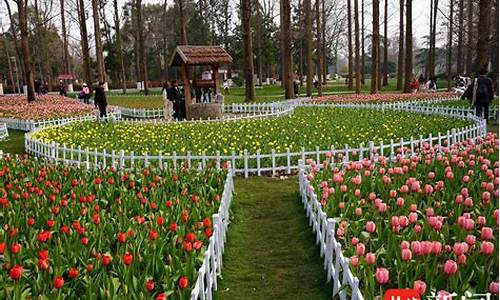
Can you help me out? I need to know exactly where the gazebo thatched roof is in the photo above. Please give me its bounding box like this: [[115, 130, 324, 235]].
[[169, 45, 232, 67]]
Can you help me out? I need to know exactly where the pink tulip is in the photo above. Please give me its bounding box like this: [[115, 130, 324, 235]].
[[408, 212, 418, 223], [481, 227, 493, 240], [350, 256, 359, 267], [366, 221, 376, 233], [443, 260, 457, 276], [457, 254, 467, 265], [401, 248, 412, 261], [356, 243, 365, 256], [424, 184, 434, 195], [464, 197, 473, 207], [480, 241, 494, 255], [477, 216, 486, 227], [389, 190, 397, 198], [400, 240, 410, 250], [351, 237, 359, 245], [414, 224, 422, 234], [489, 282, 499, 295], [355, 207, 362, 216], [378, 203, 387, 213], [365, 252, 376, 265], [396, 197, 405, 208], [409, 204, 417, 212], [465, 235, 476, 246], [375, 268, 389, 284], [413, 280, 427, 296], [432, 241, 442, 255], [399, 216, 409, 228]]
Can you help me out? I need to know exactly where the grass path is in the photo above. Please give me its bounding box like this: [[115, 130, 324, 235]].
[[214, 176, 331, 300]]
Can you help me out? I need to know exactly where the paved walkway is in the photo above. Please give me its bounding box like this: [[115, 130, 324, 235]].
[[214, 176, 331, 300]]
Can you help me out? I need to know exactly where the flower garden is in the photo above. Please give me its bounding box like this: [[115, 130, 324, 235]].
[[32, 107, 471, 156], [0, 96, 94, 120], [0, 155, 230, 299], [301, 133, 498, 298], [0, 90, 497, 299]]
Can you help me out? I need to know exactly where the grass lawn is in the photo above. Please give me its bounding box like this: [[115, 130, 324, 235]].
[[214, 176, 331, 300], [0, 130, 25, 154]]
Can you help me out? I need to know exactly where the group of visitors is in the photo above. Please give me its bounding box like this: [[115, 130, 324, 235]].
[[410, 75, 438, 93], [194, 87, 213, 103], [34, 79, 49, 95], [77, 82, 108, 120], [162, 80, 186, 121]]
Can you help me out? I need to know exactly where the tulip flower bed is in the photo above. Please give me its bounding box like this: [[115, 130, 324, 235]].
[[0, 155, 228, 299], [309, 92, 457, 104], [0, 95, 94, 120], [427, 98, 500, 109], [303, 133, 499, 298], [32, 107, 470, 159]]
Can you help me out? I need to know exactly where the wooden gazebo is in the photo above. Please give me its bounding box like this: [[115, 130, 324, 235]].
[[169, 45, 232, 119]]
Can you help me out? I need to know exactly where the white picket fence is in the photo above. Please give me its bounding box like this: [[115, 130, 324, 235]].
[[0, 123, 8, 139], [0, 111, 122, 132], [298, 159, 364, 300], [191, 162, 234, 300], [25, 102, 487, 177]]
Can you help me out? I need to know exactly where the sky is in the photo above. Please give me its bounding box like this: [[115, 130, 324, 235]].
[[0, 0, 444, 50]]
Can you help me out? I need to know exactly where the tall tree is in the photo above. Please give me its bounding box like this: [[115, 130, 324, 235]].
[[241, 0, 256, 101], [354, 0, 360, 93], [114, 0, 127, 93], [429, 0, 438, 78], [447, 0, 453, 91], [315, 0, 323, 95], [382, 0, 388, 86], [491, 0, 499, 79], [396, 0, 404, 90], [14, 0, 35, 101], [403, 0, 412, 93], [321, 0, 327, 83], [465, 0, 474, 75], [305, 0, 313, 96], [456, 0, 464, 75], [254, 0, 264, 86], [476, 0, 491, 71], [92, 0, 106, 84], [60, 0, 70, 75], [361, 0, 365, 84], [77, 0, 92, 89], [136, 0, 148, 95], [176, 0, 188, 44], [281, 0, 295, 99], [347, 0, 353, 89], [371, 0, 379, 94]]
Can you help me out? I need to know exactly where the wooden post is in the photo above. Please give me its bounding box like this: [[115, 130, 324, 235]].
[[181, 63, 192, 117], [212, 64, 220, 94]]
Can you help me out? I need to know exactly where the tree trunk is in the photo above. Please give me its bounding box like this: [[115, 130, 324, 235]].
[[114, 0, 127, 94], [136, 0, 148, 95], [315, 0, 323, 96], [77, 0, 92, 89], [92, 0, 106, 84], [322, 0, 327, 83], [427, 0, 433, 78], [361, 0, 365, 84], [347, 0, 353, 89], [396, 0, 404, 90], [430, 0, 438, 78], [382, 0, 388, 86], [477, 0, 491, 71], [305, 0, 313, 96], [371, 0, 379, 94], [16, 0, 35, 101], [354, 0, 360, 93], [447, 0, 453, 91], [403, 0, 413, 93], [456, 0, 464, 75], [491, 0, 499, 79], [241, 0, 256, 101], [281, 0, 295, 99], [465, 0, 474, 75], [255, 0, 264, 86], [177, 0, 188, 44], [60, 0, 71, 75]]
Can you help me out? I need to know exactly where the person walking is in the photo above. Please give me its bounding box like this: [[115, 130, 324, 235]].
[[59, 80, 67, 96], [410, 75, 419, 94], [79, 83, 91, 104], [94, 81, 108, 119], [461, 69, 495, 123], [167, 80, 180, 120]]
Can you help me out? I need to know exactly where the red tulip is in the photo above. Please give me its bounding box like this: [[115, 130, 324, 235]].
[[9, 265, 23, 280], [86, 263, 94, 273], [149, 230, 159, 240], [156, 293, 167, 300], [38, 259, 49, 271], [81, 236, 89, 245], [27, 217, 35, 226], [117, 232, 127, 243], [10, 243, 21, 255], [186, 233, 195, 243], [53, 276, 65, 289], [69, 267, 79, 278], [145, 279, 155, 292], [178, 276, 189, 289], [0, 242, 6, 254], [169, 223, 178, 232], [193, 240, 203, 250], [183, 241, 193, 252], [37, 230, 51, 243], [123, 253, 133, 266], [156, 216, 164, 226], [102, 255, 111, 266]]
